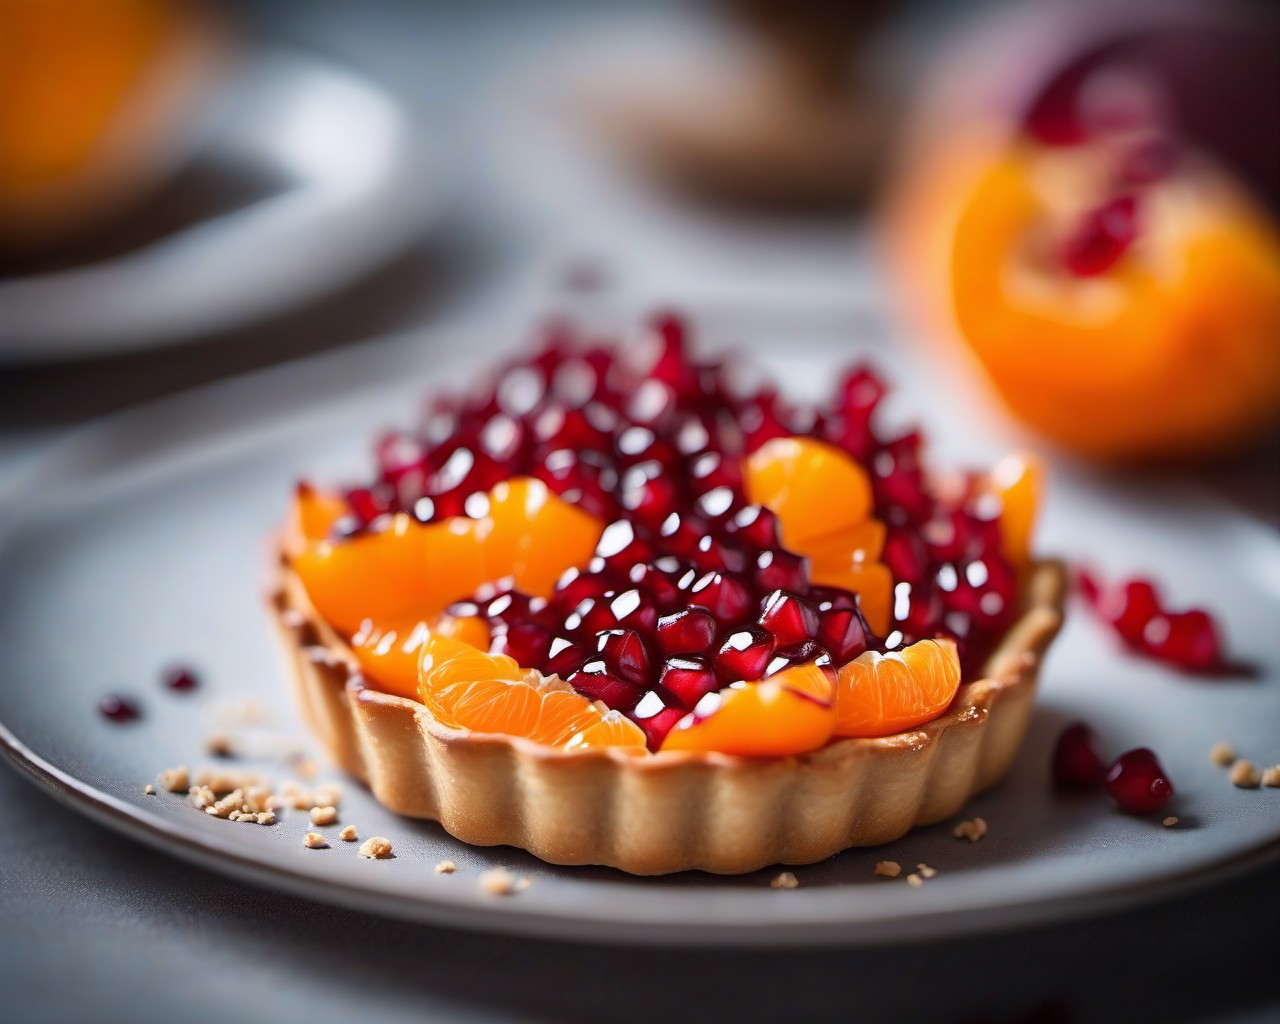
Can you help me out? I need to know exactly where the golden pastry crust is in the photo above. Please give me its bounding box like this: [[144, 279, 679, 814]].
[[269, 556, 1065, 875]]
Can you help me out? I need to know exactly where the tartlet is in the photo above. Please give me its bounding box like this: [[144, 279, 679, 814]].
[[269, 315, 1065, 875]]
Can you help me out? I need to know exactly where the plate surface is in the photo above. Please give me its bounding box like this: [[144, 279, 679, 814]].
[[1, 323, 1278, 946], [0, 48, 442, 363]]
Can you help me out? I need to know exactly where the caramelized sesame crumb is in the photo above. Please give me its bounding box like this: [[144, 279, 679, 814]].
[[358, 836, 393, 859], [309, 805, 338, 826], [953, 817, 988, 842], [157, 765, 190, 792], [1210, 742, 1237, 767], [479, 867, 517, 894], [1230, 760, 1261, 788]]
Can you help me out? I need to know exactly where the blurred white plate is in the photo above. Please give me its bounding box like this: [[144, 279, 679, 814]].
[[0, 48, 443, 364], [0, 318, 1277, 946]]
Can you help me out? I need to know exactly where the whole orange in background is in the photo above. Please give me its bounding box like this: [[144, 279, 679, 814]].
[[884, 5, 1280, 464], [0, 0, 228, 251]]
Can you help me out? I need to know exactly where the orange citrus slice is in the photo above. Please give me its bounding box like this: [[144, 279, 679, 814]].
[[660, 662, 837, 757], [988, 453, 1042, 568], [350, 612, 488, 700], [745, 436, 873, 546], [418, 634, 645, 749], [834, 638, 961, 738], [484, 477, 604, 596]]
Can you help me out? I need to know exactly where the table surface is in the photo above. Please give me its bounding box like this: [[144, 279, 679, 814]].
[[2, 2, 1278, 1022]]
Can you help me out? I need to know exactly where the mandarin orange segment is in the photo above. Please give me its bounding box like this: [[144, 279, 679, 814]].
[[422, 517, 491, 604], [833, 638, 961, 738], [803, 518, 886, 566], [350, 614, 432, 700], [485, 477, 604, 597], [290, 514, 437, 636], [417, 634, 644, 748], [660, 663, 837, 757], [809, 559, 893, 636], [286, 483, 348, 552], [989, 453, 1042, 568], [745, 437, 873, 547]]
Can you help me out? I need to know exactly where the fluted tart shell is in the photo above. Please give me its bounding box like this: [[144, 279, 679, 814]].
[[269, 555, 1065, 875]]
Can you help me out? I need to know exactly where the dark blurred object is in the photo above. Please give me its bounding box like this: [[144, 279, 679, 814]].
[[587, 0, 896, 209], [0, 0, 231, 257]]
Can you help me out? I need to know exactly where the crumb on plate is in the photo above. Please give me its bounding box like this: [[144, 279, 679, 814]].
[[358, 836, 393, 859], [1230, 760, 1261, 788], [874, 860, 901, 879], [770, 871, 799, 889], [309, 805, 338, 826], [479, 867, 517, 895], [953, 817, 988, 842], [303, 832, 328, 849], [339, 825, 358, 842], [1209, 742, 1236, 767], [435, 860, 457, 875]]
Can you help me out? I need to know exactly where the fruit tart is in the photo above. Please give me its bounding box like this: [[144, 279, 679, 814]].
[[269, 315, 1064, 874]]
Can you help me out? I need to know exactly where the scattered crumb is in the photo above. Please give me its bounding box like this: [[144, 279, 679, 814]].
[[204, 732, 235, 758], [1262, 766, 1280, 788], [1210, 742, 1237, 767], [358, 836, 393, 859], [313, 783, 342, 807], [953, 817, 988, 842], [190, 785, 274, 824], [144, 784, 155, 795], [193, 768, 265, 794], [303, 832, 328, 849], [906, 873, 923, 888], [1230, 760, 1261, 788], [479, 867, 517, 895], [874, 860, 901, 879], [917, 864, 937, 879], [435, 860, 456, 875], [1163, 816, 1180, 828], [515, 878, 531, 891], [294, 758, 317, 780], [309, 805, 338, 826], [157, 765, 190, 793], [770, 871, 799, 889], [339, 825, 359, 843]]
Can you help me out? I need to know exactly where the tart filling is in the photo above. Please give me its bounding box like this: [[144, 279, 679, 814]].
[[270, 315, 1064, 872]]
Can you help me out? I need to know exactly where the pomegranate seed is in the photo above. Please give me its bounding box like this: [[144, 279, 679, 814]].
[[659, 656, 721, 709], [883, 529, 929, 587], [817, 607, 868, 662], [689, 572, 754, 623], [629, 690, 687, 751], [346, 486, 392, 526], [1105, 748, 1175, 814], [656, 609, 718, 656], [753, 549, 809, 594], [564, 596, 615, 637], [544, 637, 588, 679], [607, 588, 658, 633], [725, 505, 781, 551], [1149, 610, 1221, 673], [715, 626, 775, 681], [99, 695, 140, 722], [594, 520, 656, 572], [690, 535, 747, 574], [1051, 722, 1107, 789], [570, 662, 642, 713], [162, 666, 199, 693], [627, 563, 683, 612], [1118, 136, 1179, 185], [809, 585, 858, 612], [758, 590, 819, 646], [1062, 195, 1138, 277], [596, 628, 653, 687], [491, 622, 553, 665]]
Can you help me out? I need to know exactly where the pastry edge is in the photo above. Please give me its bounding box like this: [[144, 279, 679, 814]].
[[268, 558, 1066, 875]]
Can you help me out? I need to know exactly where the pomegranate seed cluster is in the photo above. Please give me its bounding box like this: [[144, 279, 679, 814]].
[[333, 314, 1022, 749]]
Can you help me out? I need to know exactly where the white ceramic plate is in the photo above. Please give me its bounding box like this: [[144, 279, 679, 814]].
[[1, 321, 1277, 946], [0, 48, 442, 364]]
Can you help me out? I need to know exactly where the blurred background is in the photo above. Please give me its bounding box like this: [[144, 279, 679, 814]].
[[1, 3, 1279, 1023], [2, 0, 1277, 519]]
